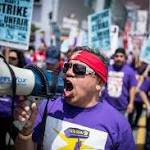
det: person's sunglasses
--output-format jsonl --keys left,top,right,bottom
{"left": 9, "top": 57, "right": 18, "bottom": 61}
{"left": 63, "top": 63, "right": 95, "bottom": 76}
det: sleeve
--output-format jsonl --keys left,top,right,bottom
{"left": 117, "top": 128, "right": 136, "bottom": 150}
{"left": 117, "top": 121, "right": 136, "bottom": 150}
{"left": 140, "top": 77, "right": 150, "bottom": 92}
{"left": 129, "top": 68, "right": 137, "bottom": 87}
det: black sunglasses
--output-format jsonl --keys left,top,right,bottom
{"left": 63, "top": 63, "right": 95, "bottom": 76}
{"left": 9, "top": 57, "right": 18, "bottom": 61}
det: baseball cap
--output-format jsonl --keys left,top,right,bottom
{"left": 46, "top": 46, "right": 60, "bottom": 64}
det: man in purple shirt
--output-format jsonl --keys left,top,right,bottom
{"left": 140, "top": 76, "right": 150, "bottom": 150}
{"left": 128, "top": 62, "right": 148, "bottom": 129}
{"left": 102, "top": 48, "right": 137, "bottom": 113}
{"left": 14, "top": 46, "right": 135, "bottom": 150}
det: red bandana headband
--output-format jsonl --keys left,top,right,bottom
{"left": 70, "top": 50, "right": 108, "bottom": 82}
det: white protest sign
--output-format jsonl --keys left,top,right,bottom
{"left": 140, "top": 36, "right": 150, "bottom": 64}
{"left": 110, "top": 25, "right": 119, "bottom": 55}
{"left": 136, "top": 10, "right": 148, "bottom": 35}
{"left": 62, "top": 17, "right": 79, "bottom": 30}
{"left": 88, "top": 9, "right": 111, "bottom": 51}
{"left": 0, "top": 0, "right": 33, "bottom": 50}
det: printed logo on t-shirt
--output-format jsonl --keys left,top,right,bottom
{"left": 43, "top": 116, "right": 108, "bottom": 150}
{"left": 107, "top": 71, "right": 124, "bottom": 98}
{"left": 64, "top": 127, "right": 89, "bottom": 139}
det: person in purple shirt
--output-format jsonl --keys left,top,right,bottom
{"left": 14, "top": 46, "right": 135, "bottom": 150}
{"left": 140, "top": 75, "right": 150, "bottom": 150}
{"left": 102, "top": 48, "right": 137, "bottom": 113}
{"left": 128, "top": 61, "right": 148, "bottom": 129}
{"left": 0, "top": 48, "right": 27, "bottom": 150}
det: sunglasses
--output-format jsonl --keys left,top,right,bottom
{"left": 9, "top": 57, "right": 18, "bottom": 61}
{"left": 63, "top": 63, "right": 95, "bottom": 76}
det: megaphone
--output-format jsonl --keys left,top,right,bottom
{"left": 0, "top": 55, "right": 64, "bottom": 97}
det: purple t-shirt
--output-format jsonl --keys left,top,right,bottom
{"left": 103, "top": 64, "right": 137, "bottom": 111}
{"left": 32, "top": 97, "right": 135, "bottom": 150}
{"left": 0, "top": 96, "right": 13, "bottom": 117}
{"left": 140, "top": 77, "right": 150, "bottom": 100}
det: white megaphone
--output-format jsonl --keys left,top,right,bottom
{"left": 0, "top": 55, "right": 64, "bottom": 97}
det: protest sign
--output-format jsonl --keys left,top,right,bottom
{"left": 110, "top": 25, "right": 119, "bottom": 56}
{"left": 140, "top": 36, "right": 150, "bottom": 64}
{"left": 0, "top": 0, "right": 33, "bottom": 50}
{"left": 88, "top": 9, "right": 111, "bottom": 51}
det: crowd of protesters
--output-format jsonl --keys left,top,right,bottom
{"left": 0, "top": 38, "right": 150, "bottom": 149}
